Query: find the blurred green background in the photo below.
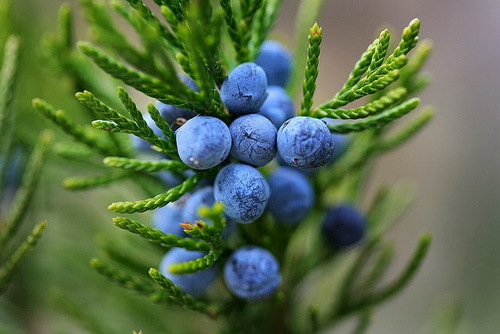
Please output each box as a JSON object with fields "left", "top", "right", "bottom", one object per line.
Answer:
{"left": 3, "top": 0, "right": 500, "bottom": 333}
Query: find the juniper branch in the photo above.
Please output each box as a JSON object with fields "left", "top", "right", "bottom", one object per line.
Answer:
{"left": 0, "top": 36, "right": 19, "bottom": 134}
{"left": 149, "top": 268, "right": 219, "bottom": 318}
{"left": 33, "top": 99, "right": 116, "bottom": 156}
{"left": 341, "top": 234, "right": 431, "bottom": 314}
{"left": 78, "top": 42, "right": 203, "bottom": 112}
{"left": 300, "top": 23, "right": 322, "bottom": 116}
{"left": 251, "top": 0, "right": 282, "bottom": 56}
{"left": 81, "top": 0, "right": 146, "bottom": 69}
{"left": 113, "top": 217, "right": 211, "bottom": 252}
{"left": 365, "top": 29, "right": 390, "bottom": 79}
{"left": 147, "top": 104, "right": 177, "bottom": 152}
{"left": 108, "top": 172, "right": 206, "bottom": 213}
{"left": 76, "top": 90, "right": 173, "bottom": 154}
{"left": 167, "top": 249, "right": 223, "bottom": 274}
{"left": 220, "top": 0, "right": 243, "bottom": 62}
{"left": 0, "top": 221, "right": 47, "bottom": 293}
{"left": 0, "top": 132, "right": 52, "bottom": 248}
{"left": 375, "top": 106, "right": 434, "bottom": 152}
{"left": 316, "top": 87, "right": 407, "bottom": 119}
{"left": 327, "top": 98, "right": 420, "bottom": 133}
{"left": 91, "top": 258, "right": 157, "bottom": 295}
{"left": 103, "top": 157, "right": 187, "bottom": 173}
{"left": 123, "top": 0, "right": 183, "bottom": 51}
{"left": 63, "top": 171, "right": 128, "bottom": 190}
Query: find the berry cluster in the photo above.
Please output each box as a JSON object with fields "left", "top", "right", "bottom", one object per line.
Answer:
{"left": 130, "top": 40, "right": 365, "bottom": 301}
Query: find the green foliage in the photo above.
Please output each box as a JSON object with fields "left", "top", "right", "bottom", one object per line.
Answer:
{"left": 299, "top": 23, "right": 322, "bottom": 116}
{"left": 0, "top": 31, "right": 49, "bottom": 294}
{"left": 30, "top": 0, "right": 436, "bottom": 332}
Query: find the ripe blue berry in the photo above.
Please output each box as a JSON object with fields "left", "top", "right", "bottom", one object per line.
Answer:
{"left": 277, "top": 116, "right": 334, "bottom": 168}
{"left": 258, "top": 85, "right": 295, "bottom": 128}
{"left": 214, "top": 163, "right": 270, "bottom": 224}
{"left": 152, "top": 199, "right": 187, "bottom": 237}
{"left": 224, "top": 246, "right": 281, "bottom": 300}
{"left": 322, "top": 204, "right": 365, "bottom": 248}
{"left": 229, "top": 114, "right": 277, "bottom": 167}
{"left": 255, "top": 40, "right": 292, "bottom": 87}
{"left": 159, "top": 248, "right": 217, "bottom": 296}
{"left": 176, "top": 116, "right": 231, "bottom": 170}
{"left": 220, "top": 63, "right": 268, "bottom": 116}
{"left": 156, "top": 75, "right": 198, "bottom": 131}
{"left": 267, "top": 167, "right": 314, "bottom": 225}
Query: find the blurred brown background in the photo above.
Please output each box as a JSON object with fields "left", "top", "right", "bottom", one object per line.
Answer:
{"left": 12, "top": 0, "right": 500, "bottom": 332}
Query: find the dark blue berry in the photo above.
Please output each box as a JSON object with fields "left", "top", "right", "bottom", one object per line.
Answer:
{"left": 220, "top": 63, "right": 268, "bottom": 116}
{"left": 224, "top": 246, "right": 281, "bottom": 300}
{"left": 255, "top": 40, "right": 292, "bottom": 87}
{"left": 322, "top": 204, "right": 365, "bottom": 248}
{"left": 159, "top": 248, "right": 217, "bottom": 296}
{"left": 176, "top": 116, "right": 231, "bottom": 170}
{"left": 258, "top": 85, "right": 295, "bottom": 128}
{"left": 277, "top": 116, "right": 334, "bottom": 168}
{"left": 214, "top": 163, "right": 270, "bottom": 224}
{"left": 229, "top": 114, "right": 277, "bottom": 167}
{"left": 267, "top": 167, "right": 314, "bottom": 225}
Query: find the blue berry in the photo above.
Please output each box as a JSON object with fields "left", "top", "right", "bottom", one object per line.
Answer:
{"left": 176, "top": 116, "right": 231, "bottom": 170}
{"left": 152, "top": 198, "right": 187, "bottom": 237}
{"left": 267, "top": 167, "right": 314, "bottom": 226}
{"left": 258, "top": 85, "right": 295, "bottom": 128}
{"left": 255, "top": 40, "right": 292, "bottom": 87}
{"left": 220, "top": 63, "right": 268, "bottom": 116}
{"left": 214, "top": 163, "right": 270, "bottom": 224}
{"left": 159, "top": 248, "right": 217, "bottom": 296}
{"left": 229, "top": 114, "right": 277, "bottom": 167}
{"left": 224, "top": 246, "right": 281, "bottom": 300}
{"left": 277, "top": 116, "right": 334, "bottom": 168}
{"left": 322, "top": 204, "right": 365, "bottom": 248}
{"left": 156, "top": 75, "right": 198, "bottom": 131}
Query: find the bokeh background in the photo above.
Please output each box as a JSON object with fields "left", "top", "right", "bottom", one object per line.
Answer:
{"left": 3, "top": 0, "right": 500, "bottom": 333}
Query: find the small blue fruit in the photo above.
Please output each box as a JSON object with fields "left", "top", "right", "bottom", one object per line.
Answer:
{"left": 255, "top": 40, "right": 292, "bottom": 87}
{"left": 176, "top": 116, "right": 231, "bottom": 170}
{"left": 159, "top": 248, "right": 217, "bottom": 296}
{"left": 214, "top": 163, "right": 270, "bottom": 224}
{"left": 258, "top": 85, "right": 295, "bottom": 128}
{"left": 220, "top": 63, "right": 268, "bottom": 116}
{"left": 277, "top": 116, "right": 334, "bottom": 168}
{"left": 322, "top": 204, "right": 365, "bottom": 248}
{"left": 152, "top": 198, "right": 187, "bottom": 237}
{"left": 267, "top": 167, "right": 314, "bottom": 225}
{"left": 224, "top": 246, "right": 281, "bottom": 300}
{"left": 229, "top": 114, "right": 277, "bottom": 167}
{"left": 157, "top": 75, "right": 198, "bottom": 130}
